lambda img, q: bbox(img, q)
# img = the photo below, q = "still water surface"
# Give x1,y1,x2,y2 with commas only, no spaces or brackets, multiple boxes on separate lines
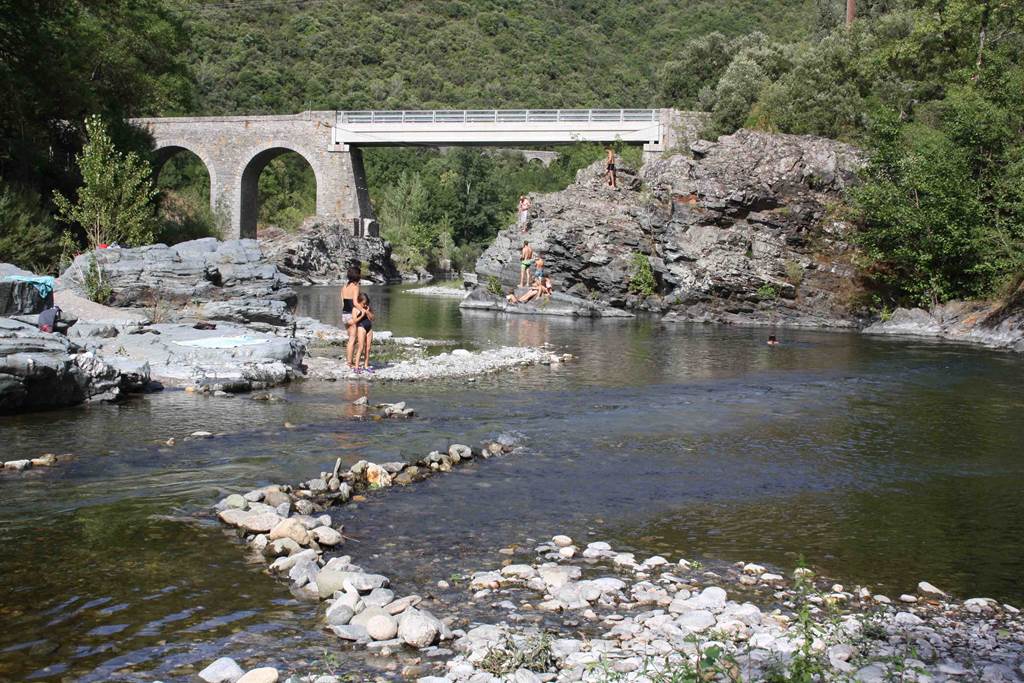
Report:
1,285,1022,681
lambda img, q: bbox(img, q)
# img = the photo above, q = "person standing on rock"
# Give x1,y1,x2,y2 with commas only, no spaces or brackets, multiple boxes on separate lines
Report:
605,147,617,189
519,241,534,287
341,265,361,369
517,195,532,232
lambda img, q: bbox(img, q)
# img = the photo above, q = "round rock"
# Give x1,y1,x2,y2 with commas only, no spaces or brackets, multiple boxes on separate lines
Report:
366,614,399,641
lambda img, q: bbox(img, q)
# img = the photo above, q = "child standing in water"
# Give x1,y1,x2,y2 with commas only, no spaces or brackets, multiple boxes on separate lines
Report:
352,293,375,372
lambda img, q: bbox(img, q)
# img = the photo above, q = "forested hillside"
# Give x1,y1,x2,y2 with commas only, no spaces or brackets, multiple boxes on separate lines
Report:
1,0,1022,309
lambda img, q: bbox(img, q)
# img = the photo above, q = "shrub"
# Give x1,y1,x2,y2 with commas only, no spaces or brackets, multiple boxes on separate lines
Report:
785,260,805,286
628,252,656,296
757,283,779,300
486,275,503,296
83,254,112,304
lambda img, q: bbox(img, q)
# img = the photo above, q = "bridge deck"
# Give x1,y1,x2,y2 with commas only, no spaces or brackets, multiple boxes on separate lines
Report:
333,108,663,147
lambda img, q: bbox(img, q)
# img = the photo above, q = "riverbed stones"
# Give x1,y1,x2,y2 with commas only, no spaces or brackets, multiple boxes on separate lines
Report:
538,565,581,589
198,657,245,683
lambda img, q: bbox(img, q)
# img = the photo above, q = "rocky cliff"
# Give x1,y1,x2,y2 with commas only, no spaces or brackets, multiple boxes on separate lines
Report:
260,220,401,284
476,129,865,327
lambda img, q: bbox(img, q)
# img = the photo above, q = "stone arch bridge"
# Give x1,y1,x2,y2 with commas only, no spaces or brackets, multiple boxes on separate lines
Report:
133,109,698,240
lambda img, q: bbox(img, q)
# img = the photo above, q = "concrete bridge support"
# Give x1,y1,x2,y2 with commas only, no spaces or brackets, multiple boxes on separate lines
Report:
135,113,376,240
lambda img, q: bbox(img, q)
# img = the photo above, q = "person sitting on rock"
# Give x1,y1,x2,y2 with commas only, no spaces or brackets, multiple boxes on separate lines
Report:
352,293,375,373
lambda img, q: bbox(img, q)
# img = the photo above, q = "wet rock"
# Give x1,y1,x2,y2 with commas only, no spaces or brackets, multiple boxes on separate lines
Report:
364,588,395,608
264,538,301,558
311,526,342,546
366,463,393,488
198,656,245,683
325,601,355,626
3,459,31,471
268,518,311,545
330,623,369,642
30,453,59,467
223,494,248,510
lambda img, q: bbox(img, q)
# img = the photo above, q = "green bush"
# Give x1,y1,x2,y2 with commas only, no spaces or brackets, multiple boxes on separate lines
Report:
486,275,503,296
628,252,657,296
83,254,112,304
757,283,779,300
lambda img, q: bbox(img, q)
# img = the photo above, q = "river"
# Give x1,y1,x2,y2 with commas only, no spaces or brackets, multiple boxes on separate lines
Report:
1,284,1022,681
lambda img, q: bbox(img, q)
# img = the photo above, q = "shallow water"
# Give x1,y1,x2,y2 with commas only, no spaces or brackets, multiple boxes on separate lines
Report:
1,284,1022,681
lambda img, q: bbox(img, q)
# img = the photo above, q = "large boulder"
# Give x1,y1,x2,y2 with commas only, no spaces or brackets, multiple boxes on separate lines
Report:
0,264,52,316
59,239,296,325
0,317,150,414
476,129,864,327
260,220,401,285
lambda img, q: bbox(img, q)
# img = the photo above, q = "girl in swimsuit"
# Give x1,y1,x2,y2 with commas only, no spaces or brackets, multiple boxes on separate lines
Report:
605,147,617,188
352,292,375,372
340,265,361,369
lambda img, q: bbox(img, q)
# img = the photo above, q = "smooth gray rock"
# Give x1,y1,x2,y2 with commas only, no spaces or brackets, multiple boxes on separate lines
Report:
398,608,441,648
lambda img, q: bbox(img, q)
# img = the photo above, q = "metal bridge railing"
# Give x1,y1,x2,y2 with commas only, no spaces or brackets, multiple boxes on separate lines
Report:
337,109,658,125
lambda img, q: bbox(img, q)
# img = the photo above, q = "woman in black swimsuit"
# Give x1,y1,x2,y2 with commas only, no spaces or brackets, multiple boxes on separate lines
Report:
340,265,361,369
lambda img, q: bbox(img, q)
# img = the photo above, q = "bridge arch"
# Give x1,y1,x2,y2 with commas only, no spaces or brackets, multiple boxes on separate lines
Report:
238,141,324,239
151,140,219,197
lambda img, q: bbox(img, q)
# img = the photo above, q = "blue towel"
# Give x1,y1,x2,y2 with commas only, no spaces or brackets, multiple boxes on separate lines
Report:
3,275,56,299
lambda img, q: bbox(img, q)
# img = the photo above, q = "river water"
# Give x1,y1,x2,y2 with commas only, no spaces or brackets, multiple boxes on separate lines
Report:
1,285,1022,681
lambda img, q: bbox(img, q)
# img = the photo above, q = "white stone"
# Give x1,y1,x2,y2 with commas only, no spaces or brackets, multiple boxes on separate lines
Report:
366,614,399,641
500,565,538,580
899,594,918,603
760,572,784,583
893,611,924,625
398,608,440,648
742,563,766,575
676,609,716,633
552,534,573,547
917,581,946,597
558,546,576,559
198,657,245,683
237,668,279,683
873,594,891,604
312,526,343,546
537,565,581,589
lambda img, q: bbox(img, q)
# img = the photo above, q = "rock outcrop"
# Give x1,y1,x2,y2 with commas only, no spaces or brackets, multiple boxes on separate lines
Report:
60,238,297,326
260,220,401,285
0,317,150,414
460,288,633,318
1,263,55,318
476,129,864,327
864,285,1024,352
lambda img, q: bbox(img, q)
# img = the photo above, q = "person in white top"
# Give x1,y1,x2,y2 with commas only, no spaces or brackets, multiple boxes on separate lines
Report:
517,195,532,232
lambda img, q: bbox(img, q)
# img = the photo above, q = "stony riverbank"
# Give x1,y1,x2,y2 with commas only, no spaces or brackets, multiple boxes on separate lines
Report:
193,425,1024,683
306,347,573,382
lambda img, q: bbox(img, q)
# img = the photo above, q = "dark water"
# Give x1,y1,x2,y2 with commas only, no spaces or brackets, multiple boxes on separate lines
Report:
1,284,1023,681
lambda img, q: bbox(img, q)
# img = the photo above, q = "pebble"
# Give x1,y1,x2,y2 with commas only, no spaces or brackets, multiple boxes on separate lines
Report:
552,535,573,547
366,614,399,641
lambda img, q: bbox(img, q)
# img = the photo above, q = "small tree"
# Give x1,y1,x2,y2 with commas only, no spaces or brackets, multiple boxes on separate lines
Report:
53,115,157,249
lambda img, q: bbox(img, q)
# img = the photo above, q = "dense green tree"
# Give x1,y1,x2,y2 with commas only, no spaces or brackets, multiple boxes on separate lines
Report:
53,115,158,249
